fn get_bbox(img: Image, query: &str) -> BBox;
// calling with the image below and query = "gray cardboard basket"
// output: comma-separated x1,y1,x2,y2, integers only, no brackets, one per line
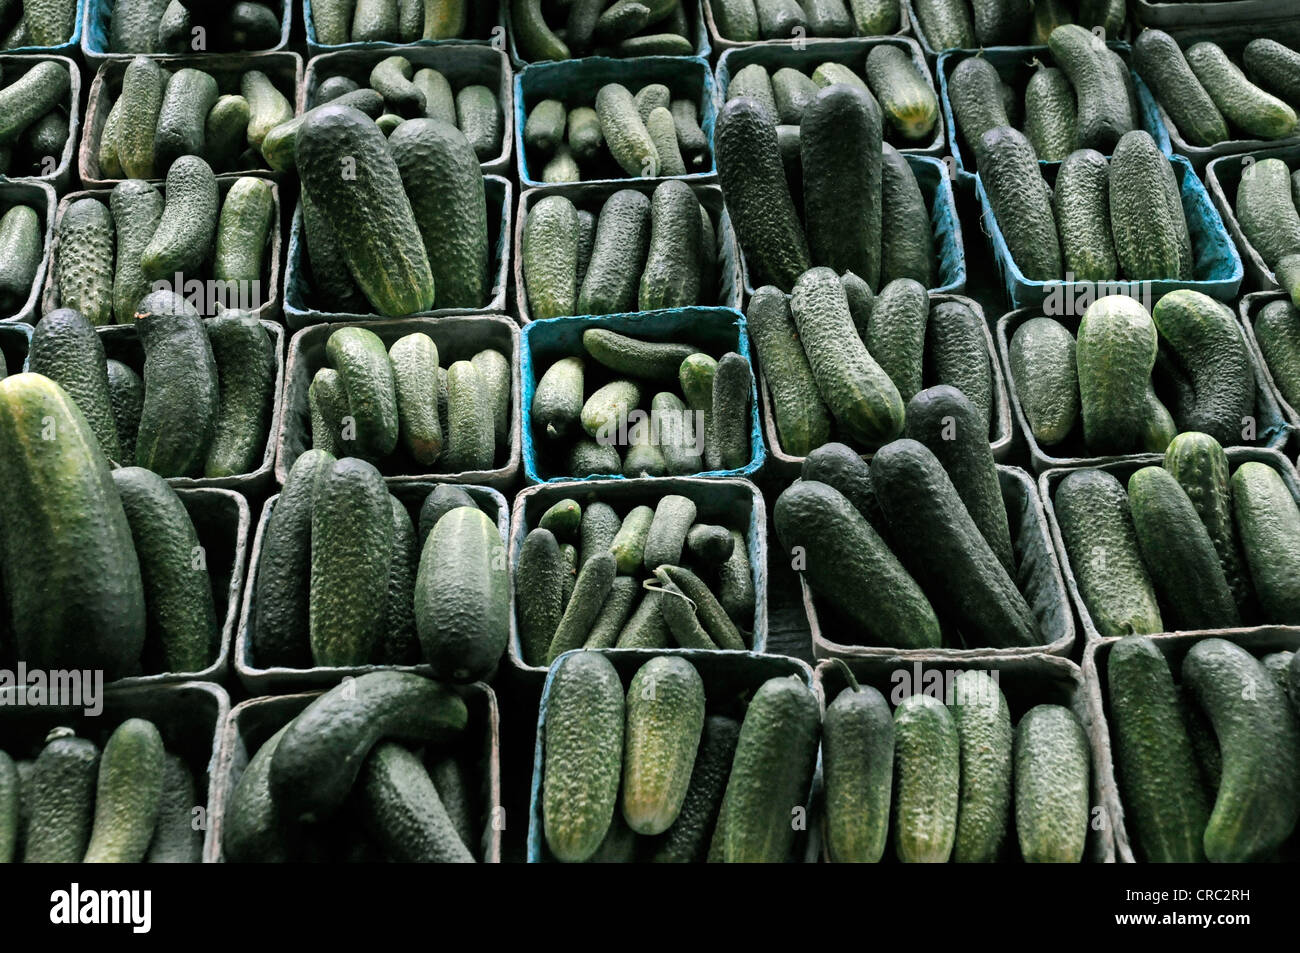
1082,627,1300,863
814,653,1117,863
1206,145,1300,294
42,177,284,324
0,180,56,325
0,680,230,862
1239,290,1300,435
302,44,514,176
513,181,742,323
0,55,80,192
96,319,285,492
508,0,710,66
801,464,1077,660
755,293,1014,479
996,303,1294,474
1040,445,1300,645
526,649,816,862
507,476,769,679
235,483,511,693
1129,2,1300,54
79,52,304,188
276,313,520,489
82,0,292,63
702,0,912,53
208,681,501,862
0,321,32,372
714,35,944,159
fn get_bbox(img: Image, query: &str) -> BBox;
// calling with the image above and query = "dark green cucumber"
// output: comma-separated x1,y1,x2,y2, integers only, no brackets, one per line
1009,317,1078,446
950,669,1013,863
1243,38,1300,111
0,204,40,313
1013,705,1090,863
801,442,887,534
913,0,974,50
532,356,583,441
639,180,701,311
948,56,1010,161
1133,29,1230,148
516,527,565,666
105,359,144,467
1237,157,1300,272
1054,148,1117,281
864,45,939,143
205,314,274,478
718,528,754,629
823,678,894,863
28,307,122,460
864,278,927,402
650,715,740,863
1024,65,1077,161
710,351,751,471
975,125,1060,281
892,693,960,863
583,329,698,383
1187,41,1296,141
146,754,201,863
1109,131,1189,280
152,68,219,171
643,494,697,572
55,198,116,326
879,145,934,287
23,733,99,863
378,495,420,666
582,576,640,649
1231,461,1300,625
222,722,296,862
417,484,475,545
746,285,831,457
1048,24,1134,152
925,300,994,434
523,195,577,319
685,524,733,565
109,180,164,325
359,742,473,863
83,718,165,863
656,564,746,650
615,590,671,648
141,155,218,282
545,552,617,663
1076,295,1157,454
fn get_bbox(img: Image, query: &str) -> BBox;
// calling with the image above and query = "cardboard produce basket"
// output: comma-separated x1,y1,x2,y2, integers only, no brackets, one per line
1082,627,1300,863
526,649,816,862
79,52,303,188
0,180,56,325
208,680,501,862
83,0,291,62
507,476,769,678
702,0,911,54
1040,445,1300,644
1206,145,1300,294
307,0,504,57
996,304,1293,474
508,0,710,66
96,319,285,492
0,680,229,862
513,180,741,324
0,321,31,371
755,293,1011,479
301,44,514,176
235,483,511,693
977,153,1243,309
276,313,520,489
520,307,765,483
798,464,1077,660
515,54,718,189
3,0,82,55
282,175,512,329
814,653,1118,863
42,176,284,324
0,54,81,192
1129,1,1300,54
1239,290,1300,435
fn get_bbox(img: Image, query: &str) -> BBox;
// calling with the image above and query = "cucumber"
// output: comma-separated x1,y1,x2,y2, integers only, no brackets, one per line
622,657,705,835
1014,705,1090,863
950,669,1012,863
83,718,165,863
270,672,468,825
471,347,510,448
871,439,1039,648
775,480,940,649
711,0,760,40
718,529,754,629
0,61,68,147
1133,29,1230,148
525,99,566,155
55,198,116,326
213,176,273,285
974,125,1060,281
710,352,751,471
755,0,806,40
157,0,191,52
801,442,887,533
583,329,698,382
360,742,474,862
1009,317,1078,446
970,0,1029,46
864,45,938,143
133,295,218,460
23,733,99,863
639,180,701,311
1128,465,1239,629
610,505,654,573
417,484,475,544
567,106,603,162
1243,38,1300,111
1237,157,1300,272
326,326,400,459
106,181,162,327
378,495,419,666
581,378,641,441
106,359,144,463
656,576,719,650
656,564,746,651
653,391,701,475
441,360,495,466
803,0,852,35
864,278,927,402
0,753,15,863
1108,131,1188,280
1076,295,1157,454
925,300,994,433
424,0,467,39
308,369,344,454
352,0,399,41
546,552,617,663
541,144,579,182
543,652,625,863
1182,639,1300,862
532,355,583,440
728,64,777,123
24,0,78,46
948,57,1010,162
1107,635,1210,863
616,590,671,648
583,576,640,649
892,694,959,863
116,56,165,179
309,457,392,667
1048,24,1134,152
650,715,740,863
822,676,893,864
262,90,384,173
370,56,424,114
594,1,651,45
879,146,934,287
428,755,476,854
576,210,596,288
1231,462,1300,624
141,155,219,282
538,499,582,540
643,494,697,571
523,196,578,320
455,85,501,162
389,333,443,466
685,524,733,565
719,675,819,863
746,285,831,457
646,107,686,177
153,68,219,170
913,0,974,50
510,0,570,61
1024,65,1077,162
28,308,122,461
1054,148,1117,281
516,528,565,666
241,71,292,151
413,69,455,125
1187,41,1296,141
97,94,126,179
596,83,658,178
568,437,621,477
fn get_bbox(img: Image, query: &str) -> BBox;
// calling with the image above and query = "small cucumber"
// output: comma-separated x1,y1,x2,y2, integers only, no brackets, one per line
241,70,293,151
455,85,501,161
653,391,702,475
823,676,894,863
583,328,699,382
360,742,474,863
522,196,578,319
83,719,166,863
686,524,733,565
950,670,1013,863
610,505,655,574
746,285,831,457
622,657,705,835
533,355,584,440
538,498,582,540
709,351,752,471
370,56,425,115
545,552,617,663
583,577,641,649
326,325,400,459
55,198,116,326
389,332,443,466
1014,705,1090,863
581,379,641,441
892,694,959,863
516,527,566,666
444,359,495,472
153,68,219,171
596,83,658,178
656,564,747,651
1231,462,1300,624
378,495,420,666
643,494,697,571
616,590,671,648
141,155,219,282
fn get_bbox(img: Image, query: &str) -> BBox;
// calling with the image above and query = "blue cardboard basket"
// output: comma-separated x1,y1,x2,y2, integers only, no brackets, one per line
506,0,711,67
520,307,765,484
83,0,290,61
283,175,512,329
305,0,504,56
977,152,1243,309
515,55,718,189
714,35,945,159
937,44,1171,187
526,649,816,863
5,0,82,54
736,154,966,300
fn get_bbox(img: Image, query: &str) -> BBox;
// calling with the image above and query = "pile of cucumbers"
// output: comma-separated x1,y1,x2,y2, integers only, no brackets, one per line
0,60,72,176
529,328,753,478
0,374,224,680
823,666,1092,863
516,491,754,666
313,0,480,45
1135,31,1299,148
1253,298,1300,409
723,47,939,149
3,719,204,864
1235,157,1300,305
1054,434,1300,636
1106,636,1300,862
521,181,719,319
1009,292,1255,457
0,0,77,49
223,672,482,862
709,0,902,40
98,58,294,178
106,0,283,53
913,0,1123,51
748,270,993,456
511,0,697,60
29,302,276,479
541,654,818,862
523,81,709,182
253,455,509,680
0,201,44,315
307,326,509,475
54,169,275,325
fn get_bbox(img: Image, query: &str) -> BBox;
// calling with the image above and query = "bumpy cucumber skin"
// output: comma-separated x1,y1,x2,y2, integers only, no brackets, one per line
359,742,474,863
1075,295,1157,454
879,145,935,287
747,285,831,457
975,125,1060,282
650,714,740,863
545,552,616,664
913,0,974,50
925,300,993,434
141,155,219,282
23,735,100,863
892,693,959,863
864,277,927,403
639,180,701,311
83,718,166,863
1231,462,1300,625
1186,41,1297,141
1010,317,1078,446
1237,158,1300,272
28,307,122,461
523,195,578,320
1254,301,1300,411
110,180,164,325
864,45,939,143
950,670,1013,864
517,527,565,666
1054,149,1117,281
1014,705,1090,863
622,657,706,836
1108,131,1187,281
1048,24,1134,152
1134,29,1229,148
56,198,116,326
823,683,894,863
